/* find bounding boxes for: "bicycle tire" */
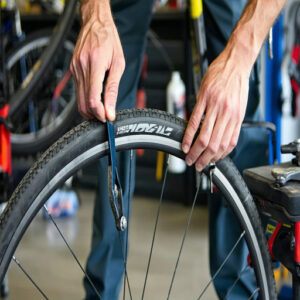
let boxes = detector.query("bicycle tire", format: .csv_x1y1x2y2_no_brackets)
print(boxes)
6,29,79,155
0,109,276,299
8,0,78,120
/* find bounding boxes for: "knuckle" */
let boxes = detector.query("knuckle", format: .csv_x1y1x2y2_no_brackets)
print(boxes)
208,143,218,155
90,47,101,61
202,82,211,95
198,157,207,168
115,56,125,71
106,82,118,100
223,100,231,114
88,100,99,111
78,53,88,67
213,95,221,106
219,143,227,152
230,138,238,149
189,117,199,132
198,136,208,148
188,153,197,163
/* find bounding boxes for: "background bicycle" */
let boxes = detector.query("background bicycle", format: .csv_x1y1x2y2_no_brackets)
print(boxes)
1,0,79,158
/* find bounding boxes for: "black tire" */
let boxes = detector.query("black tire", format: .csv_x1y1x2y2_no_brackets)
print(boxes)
6,29,79,155
0,109,276,299
8,0,78,120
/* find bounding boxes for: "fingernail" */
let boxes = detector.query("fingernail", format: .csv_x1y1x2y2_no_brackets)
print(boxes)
108,109,115,120
186,157,192,166
182,143,189,154
196,163,203,172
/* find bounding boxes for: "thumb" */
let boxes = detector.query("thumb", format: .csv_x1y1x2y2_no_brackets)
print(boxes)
104,57,125,121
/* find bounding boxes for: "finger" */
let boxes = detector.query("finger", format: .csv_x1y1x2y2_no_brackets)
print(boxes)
221,122,240,158
195,112,229,171
213,121,235,161
185,106,217,166
70,62,93,119
77,78,94,119
88,51,107,122
104,56,125,121
182,96,206,154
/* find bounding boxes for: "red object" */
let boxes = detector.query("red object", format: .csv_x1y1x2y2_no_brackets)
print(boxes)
292,45,300,67
53,70,72,100
295,222,300,263
290,46,300,116
267,222,282,260
169,0,178,8
0,105,12,175
247,222,282,267
136,89,146,109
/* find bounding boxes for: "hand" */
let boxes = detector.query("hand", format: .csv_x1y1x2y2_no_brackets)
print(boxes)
182,50,250,172
70,0,125,122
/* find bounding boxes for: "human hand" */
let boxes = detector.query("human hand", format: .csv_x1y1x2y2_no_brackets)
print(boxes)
70,0,125,122
182,50,250,172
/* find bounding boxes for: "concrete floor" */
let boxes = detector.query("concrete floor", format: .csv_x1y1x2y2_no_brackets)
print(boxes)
3,189,217,299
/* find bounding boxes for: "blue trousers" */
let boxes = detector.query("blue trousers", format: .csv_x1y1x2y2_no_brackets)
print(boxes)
84,1,269,299
84,1,155,299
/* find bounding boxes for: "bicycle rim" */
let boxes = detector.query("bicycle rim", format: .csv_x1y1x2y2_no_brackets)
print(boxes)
0,109,276,299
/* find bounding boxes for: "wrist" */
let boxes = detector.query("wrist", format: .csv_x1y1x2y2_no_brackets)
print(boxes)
222,31,258,76
80,0,113,25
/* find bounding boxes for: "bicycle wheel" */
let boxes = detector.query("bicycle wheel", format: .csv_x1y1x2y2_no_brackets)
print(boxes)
0,109,276,299
6,29,79,155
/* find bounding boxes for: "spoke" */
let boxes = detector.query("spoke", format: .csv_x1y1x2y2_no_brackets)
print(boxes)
13,256,48,299
118,231,133,300
197,230,246,300
166,183,201,300
248,287,260,300
43,205,102,300
224,265,248,298
123,150,134,300
141,157,169,300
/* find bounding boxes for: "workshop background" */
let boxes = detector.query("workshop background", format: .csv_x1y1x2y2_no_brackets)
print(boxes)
0,0,300,299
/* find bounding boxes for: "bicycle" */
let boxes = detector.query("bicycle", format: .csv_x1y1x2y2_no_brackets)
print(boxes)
0,0,79,156
0,0,279,299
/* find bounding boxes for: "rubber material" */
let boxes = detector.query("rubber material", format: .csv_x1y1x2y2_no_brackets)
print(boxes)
8,0,77,120
0,109,276,299
6,29,79,155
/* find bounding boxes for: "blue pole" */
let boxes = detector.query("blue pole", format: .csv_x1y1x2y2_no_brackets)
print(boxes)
265,14,283,163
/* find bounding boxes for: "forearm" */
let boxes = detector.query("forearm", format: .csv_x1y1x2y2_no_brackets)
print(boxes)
223,0,287,74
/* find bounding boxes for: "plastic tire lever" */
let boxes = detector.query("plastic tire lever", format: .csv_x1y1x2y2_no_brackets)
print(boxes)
107,121,127,231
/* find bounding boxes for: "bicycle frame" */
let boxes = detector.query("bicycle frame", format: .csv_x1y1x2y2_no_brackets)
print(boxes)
189,0,208,94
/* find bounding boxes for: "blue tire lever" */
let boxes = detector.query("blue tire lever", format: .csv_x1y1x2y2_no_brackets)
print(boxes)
107,121,127,231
